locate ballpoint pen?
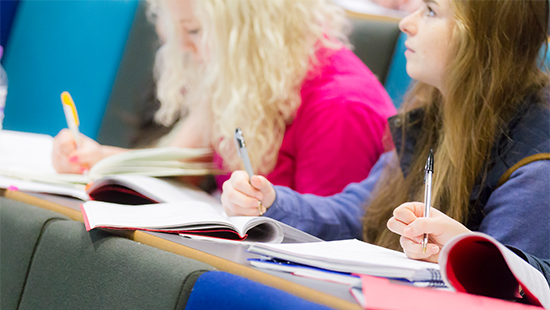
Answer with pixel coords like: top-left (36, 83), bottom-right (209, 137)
top-left (422, 149), bottom-right (434, 254)
top-left (234, 128), bottom-right (264, 216)
top-left (60, 91), bottom-right (81, 148)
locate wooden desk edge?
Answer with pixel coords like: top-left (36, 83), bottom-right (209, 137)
top-left (4, 190), bottom-right (361, 310)
top-left (345, 10), bottom-right (402, 22)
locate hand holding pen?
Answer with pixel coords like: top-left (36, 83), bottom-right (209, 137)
top-left (52, 92), bottom-right (101, 174)
top-left (234, 128), bottom-right (266, 215)
top-left (220, 129), bottom-right (276, 216)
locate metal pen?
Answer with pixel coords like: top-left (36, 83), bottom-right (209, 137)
top-left (422, 149), bottom-right (434, 254)
top-left (234, 128), bottom-right (264, 215)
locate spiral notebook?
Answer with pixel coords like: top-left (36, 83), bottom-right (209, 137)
top-left (247, 239), bottom-right (443, 285)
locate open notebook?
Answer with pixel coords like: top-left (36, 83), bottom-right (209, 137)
top-left (82, 200), bottom-right (286, 243)
top-left (0, 130), bottom-right (216, 186)
top-left (248, 239), bottom-right (440, 283)
top-left (81, 175), bottom-right (320, 244)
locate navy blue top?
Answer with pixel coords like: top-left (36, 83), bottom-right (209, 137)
top-left (266, 151), bottom-right (550, 259)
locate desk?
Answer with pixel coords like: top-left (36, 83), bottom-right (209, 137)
top-left (3, 190), bottom-right (361, 310)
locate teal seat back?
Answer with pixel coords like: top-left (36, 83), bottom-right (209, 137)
top-left (384, 33), bottom-right (413, 109)
top-left (2, 0), bottom-right (138, 139)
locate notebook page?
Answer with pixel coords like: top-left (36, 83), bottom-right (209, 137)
top-left (249, 239), bottom-right (438, 275)
top-left (0, 130), bottom-right (56, 174)
top-left (0, 175), bottom-right (88, 200)
top-left (89, 147), bottom-right (212, 178)
top-left (82, 201), bottom-right (235, 231)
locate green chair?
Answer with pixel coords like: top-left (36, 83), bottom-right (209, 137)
top-left (0, 197), bottom-right (69, 310)
top-left (348, 18), bottom-right (402, 85)
top-left (349, 18), bottom-right (412, 108)
top-left (18, 220), bottom-right (214, 310)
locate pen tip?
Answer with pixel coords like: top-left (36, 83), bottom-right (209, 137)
top-left (426, 149), bottom-right (434, 171)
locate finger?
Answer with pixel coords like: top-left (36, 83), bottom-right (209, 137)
top-left (250, 175), bottom-right (271, 197)
top-left (224, 200), bottom-right (260, 216)
top-left (397, 202), bottom-right (428, 218)
top-left (404, 217), bottom-right (449, 238)
top-left (222, 181), bottom-right (261, 216)
top-left (400, 236), bottom-right (440, 259)
top-left (230, 171), bottom-right (262, 200)
top-left (392, 204), bottom-right (420, 225)
top-left (387, 217), bottom-right (409, 235)
top-left (222, 190), bottom-right (254, 216)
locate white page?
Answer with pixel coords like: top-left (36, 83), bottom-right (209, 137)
top-left (89, 147), bottom-right (212, 179)
top-left (0, 130), bottom-right (56, 174)
top-left (0, 130), bottom-right (89, 184)
top-left (248, 239), bottom-right (438, 278)
top-left (90, 175), bottom-right (226, 207)
top-left (83, 201), bottom-right (240, 233)
top-left (0, 175), bottom-right (88, 200)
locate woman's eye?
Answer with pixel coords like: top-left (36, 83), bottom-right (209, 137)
top-left (425, 6), bottom-right (436, 17)
top-left (187, 28), bottom-right (201, 35)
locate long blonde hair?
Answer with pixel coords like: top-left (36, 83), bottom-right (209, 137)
top-left (364, 0), bottom-right (550, 250)
top-left (148, 0), bottom-right (350, 174)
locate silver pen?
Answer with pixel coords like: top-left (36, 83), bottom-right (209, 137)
top-left (234, 128), bottom-right (264, 215)
top-left (422, 149), bottom-right (434, 254)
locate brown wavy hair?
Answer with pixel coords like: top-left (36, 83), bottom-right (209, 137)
top-left (364, 0), bottom-right (550, 250)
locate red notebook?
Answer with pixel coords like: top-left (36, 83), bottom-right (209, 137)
top-left (352, 232), bottom-right (549, 309)
top-left (353, 274), bottom-right (543, 310)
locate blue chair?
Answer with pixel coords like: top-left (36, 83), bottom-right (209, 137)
top-left (2, 0), bottom-right (138, 139)
top-left (185, 271), bottom-right (334, 310)
top-left (384, 33), bottom-right (413, 109)
top-left (0, 0), bottom-right (20, 51)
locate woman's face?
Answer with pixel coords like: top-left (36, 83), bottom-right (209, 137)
top-left (399, 0), bottom-right (454, 91)
top-left (165, 0), bottom-right (202, 60)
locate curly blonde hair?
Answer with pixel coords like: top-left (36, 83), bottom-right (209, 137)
top-left (147, 0), bottom-right (350, 174)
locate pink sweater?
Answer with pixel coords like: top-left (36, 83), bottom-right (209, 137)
top-left (215, 47), bottom-right (396, 196)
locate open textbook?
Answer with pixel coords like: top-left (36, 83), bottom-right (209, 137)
top-left (81, 175), bottom-right (320, 244)
top-left (249, 233), bottom-right (550, 308)
top-left (81, 200), bottom-right (286, 243)
top-left (0, 130), bottom-right (216, 186)
top-left (82, 176), bottom-right (286, 243)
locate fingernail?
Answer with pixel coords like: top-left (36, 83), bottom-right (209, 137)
top-left (404, 227), bottom-right (412, 235)
top-left (431, 245), bottom-right (440, 254)
top-left (69, 156), bottom-right (79, 163)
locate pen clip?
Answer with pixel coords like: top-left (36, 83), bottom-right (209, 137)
top-left (234, 128), bottom-right (245, 158)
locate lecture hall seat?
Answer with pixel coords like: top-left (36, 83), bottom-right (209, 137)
top-left (185, 271), bottom-right (335, 310)
top-left (2, 0), bottom-right (138, 139)
top-left (348, 19), bottom-right (412, 108)
top-left (0, 198), bottom-right (69, 310)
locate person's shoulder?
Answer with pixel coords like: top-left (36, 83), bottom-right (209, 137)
top-left (508, 91), bottom-right (550, 149)
top-left (495, 90), bottom-right (550, 172)
top-left (300, 47), bottom-right (395, 118)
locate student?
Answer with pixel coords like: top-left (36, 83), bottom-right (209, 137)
top-left (387, 203), bottom-right (550, 288)
top-left (51, 0), bottom-right (396, 196)
top-left (221, 0), bottom-right (550, 260)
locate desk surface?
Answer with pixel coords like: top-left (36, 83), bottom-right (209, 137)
top-left (4, 190), bottom-right (361, 309)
